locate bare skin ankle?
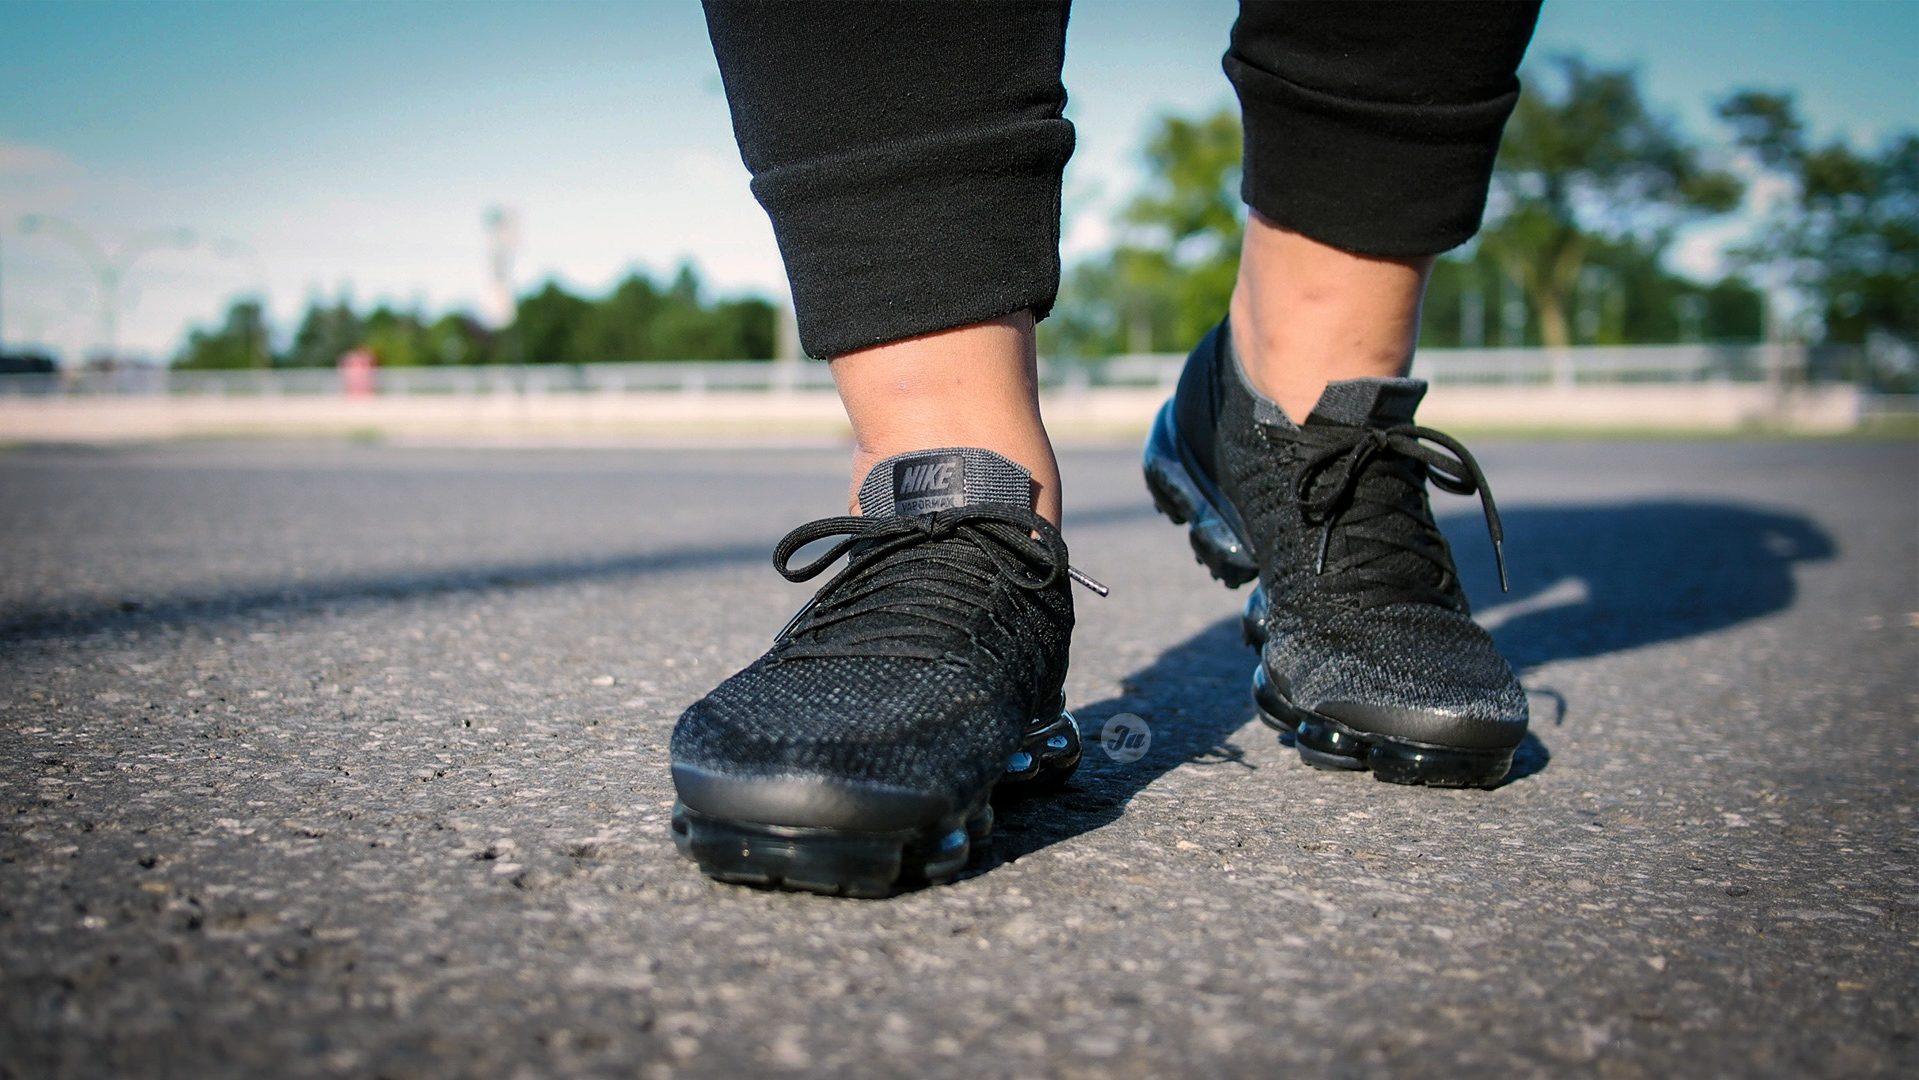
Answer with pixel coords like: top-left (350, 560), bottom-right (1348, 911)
top-left (1229, 211), bottom-right (1436, 423)
top-left (830, 311), bottom-right (1063, 525)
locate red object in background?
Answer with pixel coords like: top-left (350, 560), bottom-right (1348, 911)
top-left (339, 348), bottom-right (377, 398)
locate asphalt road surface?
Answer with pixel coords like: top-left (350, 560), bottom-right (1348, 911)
top-left (3, 437), bottom-right (1915, 1080)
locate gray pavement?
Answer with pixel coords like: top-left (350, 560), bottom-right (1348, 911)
top-left (2, 437), bottom-right (1915, 1079)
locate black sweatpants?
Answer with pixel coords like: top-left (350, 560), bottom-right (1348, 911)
top-left (705, 1), bottom-right (1541, 359)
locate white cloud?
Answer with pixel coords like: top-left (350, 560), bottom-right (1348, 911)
top-left (1665, 152), bottom-right (1801, 284)
top-left (0, 142), bottom-right (79, 177)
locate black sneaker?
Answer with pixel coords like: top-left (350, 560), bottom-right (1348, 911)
top-left (1143, 321), bottom-right (1526, 788)
top-left (671, 447), bottom-right (1099, 896)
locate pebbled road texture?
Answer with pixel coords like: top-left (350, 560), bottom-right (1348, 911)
top-left (2, 438), bottom-right (1915, 1079)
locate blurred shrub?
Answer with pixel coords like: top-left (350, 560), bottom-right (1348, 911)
top-left (175, 262), bottom-right (775, 368)
top-left (174, 300), bottom-right (272, 369)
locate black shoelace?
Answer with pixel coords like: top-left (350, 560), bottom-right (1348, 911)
top-left (1291, 422), bottom-right (1508, 609)
top-left (768, 506), bottom-right (1107, 662)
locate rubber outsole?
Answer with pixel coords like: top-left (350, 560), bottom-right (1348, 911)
top-left (672, 710), bottom-right (1082, 897)
top-left (1250, 662), bottom-right (1514, 787)
top-left (1143, 401), bottom-right (1258, 588)
top-left (1145, 399), bottom-right (1515, 789)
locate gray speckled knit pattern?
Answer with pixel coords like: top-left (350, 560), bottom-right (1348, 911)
top-left (675, 653), bottom-right (1045, 797)
top-left (672, 447), bottom-right (1073, 803)
top-left (1205, 332), bottom-right (1526, 732)
top-left (1260, 598), bottom-right (1526, 727)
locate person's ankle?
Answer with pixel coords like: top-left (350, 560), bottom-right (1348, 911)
top-left (1230, 287), bottom-right (1332, 423)
top-left (830, 311), bottom-right (1062, 524)
top-left (1228, 214), bottom-right (1432, 423)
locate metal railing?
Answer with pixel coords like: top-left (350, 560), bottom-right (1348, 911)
top-left (1408, 344), bottom-right (1859, 387)
top-left (0, 343), bottom-right (1875, 398)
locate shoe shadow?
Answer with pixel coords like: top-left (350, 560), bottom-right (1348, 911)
top-left (1444, 500), bottom-right (1837, 670)
top-left (987, 615), bottom-right (1259, 868)
top-left (985, 499), bottom-right (1834, 866)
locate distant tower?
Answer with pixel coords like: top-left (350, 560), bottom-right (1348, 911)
top-left (483, 207), bottom-right (520, 330)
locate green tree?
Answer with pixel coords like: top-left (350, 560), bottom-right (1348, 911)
top-left (1719, 90), bottom-right (1917, 346)
top-left (1042, 108), bottom-right (1243, 358)
top-left (511, 266), bottom-right (775, 363)
top-left (424, 312), bottom-right (495, 366)
top-left (1422, 241), bottom-right (1764, 349)
top-left (556, 264), bottom-right (776, 362)
top-left (648, 264), bottom-right (777, 359)
top-left (704, 296), bottom-right (777, 360)
top-left (283, 298), bottom-right (363, 367)
top-left (175, 299), bottom-right (272, 369)
top-left (515, 281), bottom-right (591, 365)
top-left (361, 305), bottom-right (430, 367)
top-left (1482, 56), bottom-right (1743, 349)
top-left (186, 269), bottom-right (776, 370)
top-left (647, 264), bottom-right (726, 359)
top-left (575, 273), bottom-right (664, 362)
top-left (1122, 108), bottom-right (1245, 348)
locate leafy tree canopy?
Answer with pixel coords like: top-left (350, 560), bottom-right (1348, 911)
top-left (1719, 90), bottom-right (1916, 346)
top-left (1042, 108), bottom-right (1244, 359)
top-left (176, 263), bottom-right (777, 368)
top-left (174, 299), bottom-right (271, 370)
top-left (1481, 55), bottom-right (1743, 348)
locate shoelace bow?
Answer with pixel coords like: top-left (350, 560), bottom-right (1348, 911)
top-left (768, 505), bottom-right (1107, 661)
top-left (1291, 422), bottom-right (1509, 606)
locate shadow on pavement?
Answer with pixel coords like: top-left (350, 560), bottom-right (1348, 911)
top-left (0, 540), bottom-right (779, 645)
top-left (987, 499), bottom-right (1834, 867)
top-left (1446, 500), bottom-right (1836, 670)
top-left (0, 500), bottom-right (1158, 647)
top-left (986, 615), bottom-right (1261, 869)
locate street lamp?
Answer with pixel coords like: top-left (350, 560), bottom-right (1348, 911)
top-left (16, 214), bottom-right (195, 365)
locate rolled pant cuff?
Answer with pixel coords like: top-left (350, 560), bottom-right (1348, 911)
top-left (750, 119), bottom-right (1074, 359)
top-left (1227, 56), bottom-right (1520, 258)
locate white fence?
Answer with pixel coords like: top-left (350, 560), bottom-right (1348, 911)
top-left (0, 343), bottom-right (1874, 398)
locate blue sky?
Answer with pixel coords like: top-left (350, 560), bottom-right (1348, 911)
top-left (2, 0), bottom-right (1914, 363)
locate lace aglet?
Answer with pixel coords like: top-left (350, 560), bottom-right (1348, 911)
top-left (1493, 539), bottom-right (1509, 593)
top-left (1315, 526), bottom-right (1332, 575)
top-left (1068, 566), bottom-right (1110, 597)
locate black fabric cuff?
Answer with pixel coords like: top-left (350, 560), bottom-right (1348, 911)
top-left (1227, 55), bottom-right (1521, 258)
top-left (752, 119), bottom-right (1074, 359)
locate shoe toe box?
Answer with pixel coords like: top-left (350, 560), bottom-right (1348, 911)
top-left (670, 655), bottom-right (1031, 827)
top-left (1268, 604), bottom-right (1528, 750)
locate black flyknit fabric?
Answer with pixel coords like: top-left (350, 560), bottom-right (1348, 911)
top-left (672, 447), bottom-right (1074, 812)
top-left (1180, 325), bottom-right (1526, 744)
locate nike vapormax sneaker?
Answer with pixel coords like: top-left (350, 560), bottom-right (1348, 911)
top-left (671, 447), bottom-right (1100, 896)
top-left (1143, 321), bottom-right (1526, 788)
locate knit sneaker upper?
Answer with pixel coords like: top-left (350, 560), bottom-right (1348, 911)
top-left (1180, 323), bottom-right (1527, 748)
top-left (670, 447), bottom-right (1077, 829)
